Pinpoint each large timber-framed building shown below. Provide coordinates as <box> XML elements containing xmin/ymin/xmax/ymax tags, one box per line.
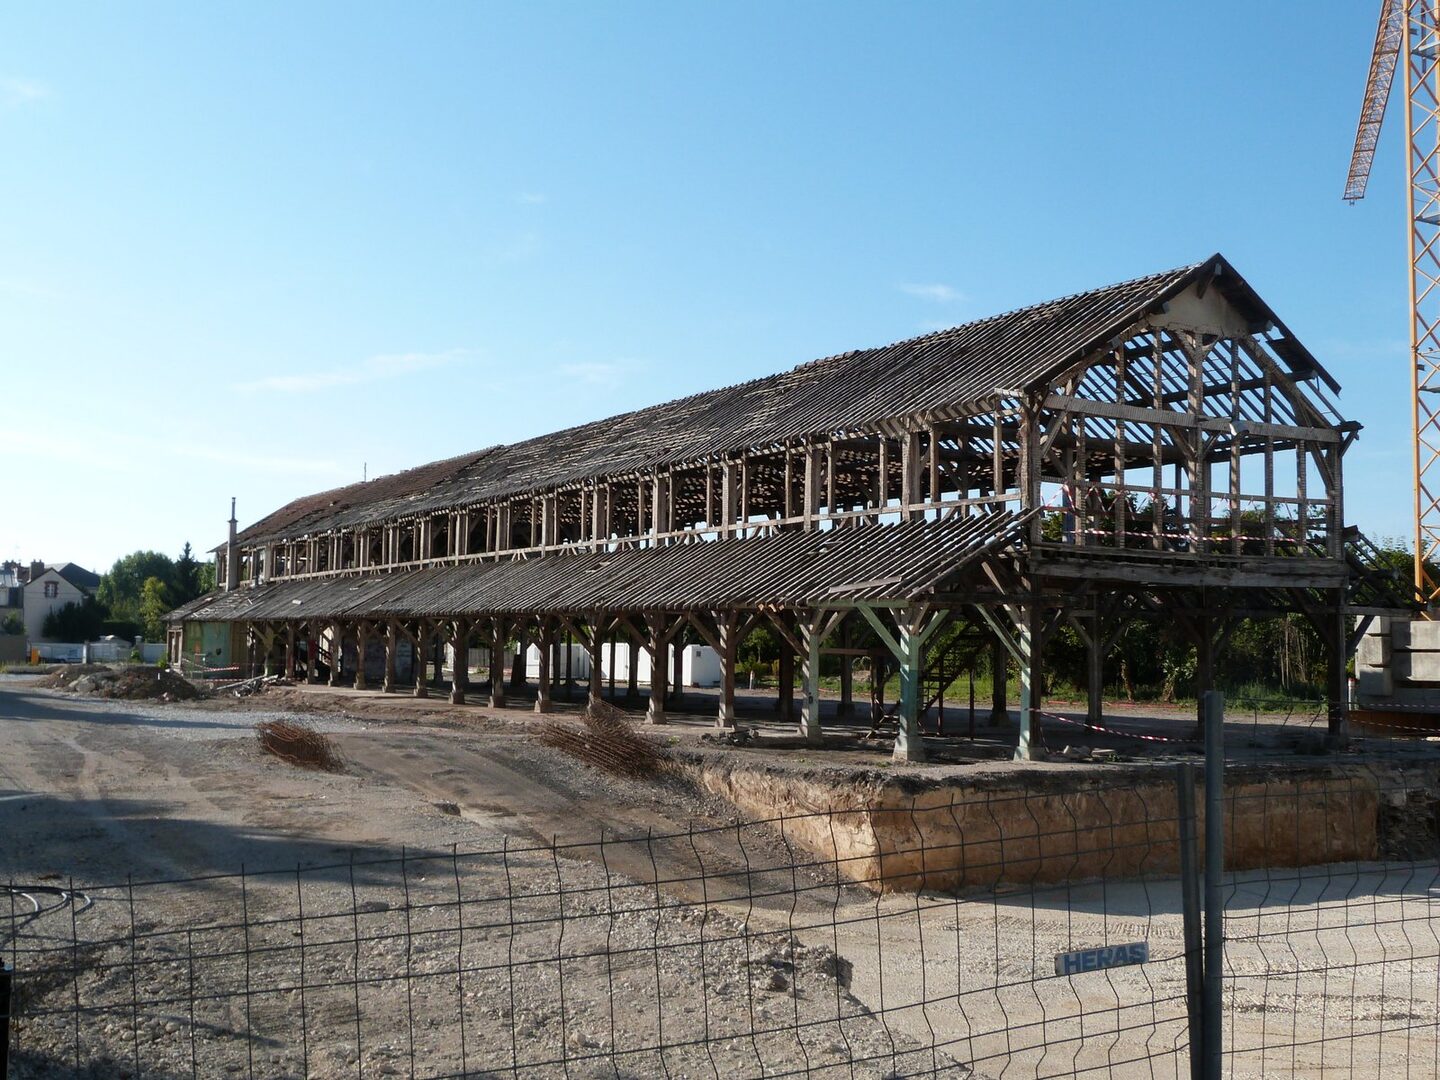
<box><xmin>169</xmin><ymin>254</ymin><xmax>1398</xmax><ymax>760</ymax></box>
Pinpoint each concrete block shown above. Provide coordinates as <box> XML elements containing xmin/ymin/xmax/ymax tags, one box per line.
<box><xmin>1357</xmin><ymin>632</ymin><xmax>1390</xmax><ymax>668</ymax></box>
<box><xmin>1397</xmin><ymin>650</ymin><xmax>1440</xmax><ymax>682</ymax></box>
<box><xmin>1356</xmin><ymin>669</ymin><xmax>1394</xmax><ymax>699</ymax></box>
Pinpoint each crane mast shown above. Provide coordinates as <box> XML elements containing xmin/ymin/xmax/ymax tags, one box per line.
<box><xmin>1347</xmin><ymin>0</ymin><xmax>1440</xmax><ymax>605</ymax></box>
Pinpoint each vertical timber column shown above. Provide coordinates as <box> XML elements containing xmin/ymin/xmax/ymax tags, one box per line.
<box><xmin>1194</xmin><ymin>615</ymin><xmax>1214</xmax><ymax>734</ymax></box>
<box><xmin>671</xmin><ymin>637</ymin><xmax>684</xmax><ymax>709</ymax></box>
<box><xmin>382</xmin><ymin>620</ymin><xmax>398</xmax><ymax>693</ymax></box>
<box><xmin>900</xmin><ymin>429</ymin><xmax>922</xmax><ymax>520</ymax></box>
<box><xmin>535</xmin><ymin>621</ymin><xmax>553</xmax><ymax>714</ymax></box>
<box><xmin>510</xmin><ymin>630</ymin><xmax>528</xmax><ymax>691</ymax></box>
<box><xmin>777</xmin><ymin>636</ymin><xmax>795</xmax><ymax>719</ymax></box>
<box><xmin>1326</xmin><ymin>591</ymin><xmax>1349</xmax><ymax>748</ymax></box>
<box><xmin>328</xmin><ymin>620</ymin><xmax>344</xmax><ymax>686</ymax></box>
<box><xmin>353</xmin><ymin>623</ymin><xmax>369</xmax><ymax>691</ymax></box>
<box><xmin>305</xmin><ymin>626</ymin><xmax>318</xmax><ymax>684</ymax></box>
<box><xmin>894</xmin><ymin>618</ymin><xmax>925</xmax><ymax>763</ymax></box>
<box><xmin>284</xmin><ymin>623</ymin><xmax>296</xmax><ymax>682</ymax></box>
<box><xmin>587</xmin><ymin>614</ymin><xmax>605</xmax><ymax>711</ymax></box>
<box><xmin>716</xmin><ymin>612</ymin><xmax>738</xmax><ymax>729</ymax></box>
<box><xmin>801</xmin><ymin>612</ymin><xmax>823</xmax><ymax>742</ymax></box>
<box><xmin>449</xmin><ymin>620</ymin><xmax>469</xmax><ymax>705</ymax></box>
<box><xmin>645</xmin><ymin>614</ymin><xmax>668</xmax><ymax>725</ymax></box>
<box><xmin>413</xmin><ymin>621</ymin><xmax>430</xmax><ymax>698</ymax></box>
<box><xmin>991</xmin><ymin>633</ymin><xmax>1009</xmax><ymax>725</ymax></box>
<box><xmin>837</xmin><ymin>618</ymin><xmax>854</xmax><ymax>718</ymax></box>
<box><xmin>626</xmin><ymin>634</ymin><xmax>639</xmax><ymax>699</ymax></box>
<box><xmin>489</xmin><ymin>618</ymin><xmax>507</xmax><ymax>708</ymax></box>
<box><xmin>1086</xmin><ymin>613</ymin><xmax>1104</xmax><ymax>724</ymax></box>
<box><xmin>1015</xmin><ymin>602</ymin><xmax>1042</xmax><ymax>762</ymax></box>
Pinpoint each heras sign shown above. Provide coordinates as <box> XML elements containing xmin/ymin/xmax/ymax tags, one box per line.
<box><xmin>1053</xmin><ymin>942</ymin><xmax>1149</xmax><ymax>977</ymax></box>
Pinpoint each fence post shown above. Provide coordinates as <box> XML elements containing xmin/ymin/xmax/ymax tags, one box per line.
<box><xmin>1</xmin><ymin>957</ymin><xmax>11</xmax><ymax>1080</ymax></box>
<box><xmin>1202</xmin><ymin>690</ymin><xmax>1225</xmax><ymax>1080</ymax></box>
<box><xmin>1175</xmin><ymin>763</ymin><xmax>1204</xmax><ymax>1080</ymax></box>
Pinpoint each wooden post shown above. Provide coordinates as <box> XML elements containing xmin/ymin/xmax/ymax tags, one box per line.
<box><xmin>716</xmin><ymin>611</ymin><xmax>738</xmax><ymax>729</ymax></box>
<box><xmin>382</xmin><ymin>620</ymin><xmax>397</xmax><ymax>693</ymax></box>
<box><xmin>510</xmin><ymin>630</ymin><xmax>527</xmax><ymax>691</ymax></box>
<box><xmin>449</xmin><ymin>620</ymin><xmax>468</xmax><ymax>705</ymax></box>
<box><xmin>626</xmin><ymin>636</ymin><xmax>639</xmax><ymax>699</ymax></box>
<box><xmin>801</xmin><ymin>612</ymin><xmax>822</xmax><ymax>742</ymax></box>
<box><xmin>1015</xmin><ymin>603</ymin><xmax>1041</xmax><ymax>762</ymax></box>
<box><xmin>587</xmin><ymin>615</ymin><xmax>605</xmax><ymax>711</ymax></box>
<box><xmin>284</xmin><ymin>623</ymin><xmax>296</xmax><ymax>682</ymax></box>
<box><xmin>353</xmin><ymin>623</ymin><xmax>369</xmax><ymax>691</ymax></box>
<box><xmin>489</xmin><ymin>618</ymin><xmax>507</xmax><ymax>708</ymax></box>
<box><xmin>646</xmin><ymin>614</ymin><xmax>668</xmax><ymax>725</ymax></box>
<box><xmin>535</xmin><ymin>621</ymin><xmax>553</xmax><ymax>714</ymax></box>
<box><xmin>777</xmin><ymin>636</ymin><xmax>795</xmax><ymax>719</ymax></box>
<box><xmin>895</xmin><ymin>619</ymin><xmax>925</xmax><ymax>763</ymax></box>
<box><xmin>305</xmin><ymin>626</ymin><xmax>318</xmax><ymax>684</ymax></box>
<box><xmin>1325</xmin><ymin>591</ymin><xmax>1349</xmax><ymax>748</ymax></box>
<box><xmin>836</xmin><ymin>618</ymin><xmax>854</xmax><ymax>717</ymax></box>
<box><xmin>672</xmin><ymin>634</ymin><xmax>685</xmax><ymax>710</ymax></box>
<box><xmin>329</xmin><ymin>621</ymin><xmax>344</xmax><ymax>686</ymax></box>
<box><xmin>413</xmin><ymin>620</ymin><xmax>429</xmax><ymax>698</ymax></box>
<box><xmin>1087</xmin><ymin>613</ymin><xmax>1103</xmax><ymax>724</ymax></box>
<box><xmin>990</xmin><ymin>634</ymin><xmax>1008</xmax><ymax>725</ymax></box>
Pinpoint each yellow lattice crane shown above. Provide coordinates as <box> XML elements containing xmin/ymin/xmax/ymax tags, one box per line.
<box><xmin>1346</xmin><ymin>0</ymin><xmax>1440</xmax><ymax>605</ymax></box>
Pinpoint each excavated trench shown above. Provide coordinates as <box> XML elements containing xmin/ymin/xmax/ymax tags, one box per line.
<box><xmin>680</xmin><ymin>754</ymin><xmax>1440</xmax><ymax>893</ymax></box>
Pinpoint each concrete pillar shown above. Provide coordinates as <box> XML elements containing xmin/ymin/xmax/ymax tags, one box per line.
<box><xmin>353</xmin><ymin>625</ymin><xmax>369</xmax><ymax>691</ymax></box>
<box><xmin>382</xmin><ymin>621</ymin><xmax>397</xmax><ymax>693</ymax></box>
<box><xmin>449</xmin><ymin>621</ymin><xmax>468</xmax><ymax>705</ymax></box>
<box><xmin>413</xmin><ymin>621</ymin><xmax>429</xmax><ymax>698</ymax></box>
<box><xmin>646</xmin><ymin>615</ymin><xmax>668</xmax><ymax>725</ymax></box>
<box><xmin>801</xmin><ymin>614</ymin><xmax>822</xmax><ymax>742</ymax></box>
<box><xmin>894</xmin><ymin>622</ymin><xmax>925</xmax><ymax>763</ymax></box>
<box><xmin>488</xmin><ymin>619</ymin><xmax>506</xmax><ymax>708</ymax></box>
<box><xmin>328</xmin><ymin>621</ymin><xmax>343</xmax><ymax>686</ymax></box>
<box><xmin>284</xmin><ymin>623</ymin><xmax>296</xmax><ymax>681</ymax></box>
<box><xmin>716</xmin><ymin>613</ymin><xmax>738</xmax><ymax>729</ymax></box>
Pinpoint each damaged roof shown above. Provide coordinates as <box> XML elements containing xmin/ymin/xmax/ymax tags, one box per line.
<box><xmin>233</xmin><ymin>254</ymin><xmax>1333</xmax><ymax>547</ymax></box>
<box><xmin>180</xmin><ymin>510</ymin><xmax>1028</xmax><ymax>622</ymax></box>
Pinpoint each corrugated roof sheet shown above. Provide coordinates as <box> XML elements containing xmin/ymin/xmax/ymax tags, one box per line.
<box><xmin>178</xmin><ymin>511</ymin><xmax>1028</xmax><ymax>623</ymax></box>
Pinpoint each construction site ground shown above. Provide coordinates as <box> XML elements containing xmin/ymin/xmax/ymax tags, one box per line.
<box><xmin>2</xmin><ymin>672</ymin><xmax>1437</xmax><ymax>1077</ymax></box>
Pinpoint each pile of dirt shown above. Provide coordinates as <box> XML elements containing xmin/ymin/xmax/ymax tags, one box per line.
<box><xmin>44</xmin><ymin>664</ymin><xmax>202</xmax><ymax>702</ymax></box>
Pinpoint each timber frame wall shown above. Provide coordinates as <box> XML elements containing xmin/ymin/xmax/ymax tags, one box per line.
<box><xmin>181</xmin><ymin>255</ymin><xmax>1383</xmax><ymax>761</ymax></box>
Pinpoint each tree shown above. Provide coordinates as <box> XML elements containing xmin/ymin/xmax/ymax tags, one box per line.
<box><xmin>98</xmin><ymin>551</ymin><xmax>175</xmax><ymax>624</ymax></box>
<box><xmin>138</xmin><ymin>577</ymin><xmax>171</xmax><ymax>643</ymax></box>
<box><xmin>1</xmin><ymin>612</ymin><xmax>23</xmax><ymax>636</ymax></box>
<box><xmin>173</xmin><ymin>542</ymin><xmax>201</xmax><ymax>605</ymax></box>
<box><xmin>41</xmin><ymin>598</ymin><xmax>106</xmax><ymax>642</ymax></box>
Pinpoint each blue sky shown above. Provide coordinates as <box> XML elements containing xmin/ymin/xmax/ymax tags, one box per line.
<box><xmin>0</xmin><ymin>1</ymin><xmax>1410</xmax><ymax>572</ymax></box>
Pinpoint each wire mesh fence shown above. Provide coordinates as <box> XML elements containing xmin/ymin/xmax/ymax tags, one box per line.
<box><xmin>3</xmin><ymin>766</ymin><xmax>1439</xmax><ymax>1078</ymax></box>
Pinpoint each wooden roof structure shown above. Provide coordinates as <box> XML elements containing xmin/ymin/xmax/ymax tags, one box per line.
<box><xmin>233</xmin><ymin>253</ymin><xmax>1336</xmax><ymax>548</ymax></box>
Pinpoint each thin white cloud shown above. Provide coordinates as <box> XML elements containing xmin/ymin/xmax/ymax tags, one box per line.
<box><xmin>2</xmin><ymin>77</ymin><xmax>49</xmax><ymax>108</ymax></box>
<box><xmin>233</xmin><ymin>348</ymin><xmax>473</xmax><ymax>394</ymax></box>
<box><xmin>517</xmin><ymin>192</ymin><xmax>547</xmax><ymax>205</ymax></box>
<box><xmin>559</xmin><ymin>360</ymin><xmax>632</xmax><ymax>388</ymax></box>
<box><xmin>899</xmin><ymin>282</ymin><xmax>966</xmax><ymax>304</ymax></box>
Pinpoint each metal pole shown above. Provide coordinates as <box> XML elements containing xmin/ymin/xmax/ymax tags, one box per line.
<box><xmin>1175</xmin><ymin>763</ymin><xmax>1204</xmax><ymax>1080</ymax></box>
<box><xmin>1202</xmin><ymin>690</ymin><xmax>1225</xmax><ymax>1080</ymax></box>
<box><xmin>1</xmin><ymin>958</ymin><xmax>11</xmax><ymax>1079</ymax></box>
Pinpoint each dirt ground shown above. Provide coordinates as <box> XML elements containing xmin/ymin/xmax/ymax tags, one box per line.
<box><xmin>2</xmin><ymin>674</ymin><xmax>1436</xmax><ymax>1078</ymax></box>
